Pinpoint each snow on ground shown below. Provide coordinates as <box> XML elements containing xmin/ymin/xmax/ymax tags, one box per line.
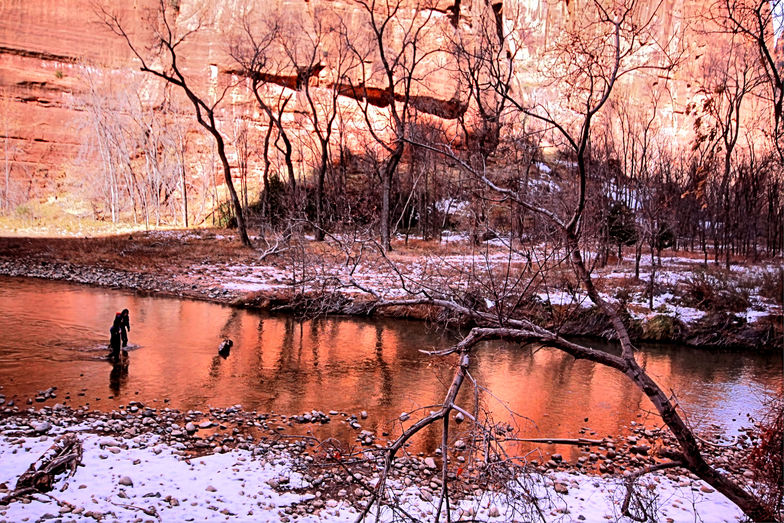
<box><xmin>221</xmin><ymin>281</ymin><xmax>282</xmax><ymax>293</ymax></box>
<box><xmin>537</xmin><ymin>290</ymin><xmax>591</xmax><ymax>308</ymax></box>
<box><xmin>627</xmin><ymin>304</ymin><xmax>708</xmax><ymax>323</ymax></box>
<box><xmin>434</xmin><ymin>199</ymin><xmax>470</xmax><ymax>215</ymax></box>
<box><xmin>0</xmin><ymin>429</ymin><xmax>745</xmax><ymax>523</ymax></box>
<box><xmin>526</xmin><ymin>471</ymin><xmax>743</xmax><ymax>523</ymax></box>
<box><xmin>438</xmin><ymin>231</ymin><xmax>471</xmax><ymax>243</ymax></box>
<box><xmin>535</xmin><ymin>162</ymin><xmax>552</xmax><ymax>174</ymax></box>
<box><xmin>742</xmin><ymin>308</ymin><xmax>775</xmax><ymax>323</ymax></box>
<box><xmin>0</xmin><ymin>431</ymin><xmax>321</xmax><ymax>522</ymax></box>
<box><xmin>142</xmin><ymin>230</ymin><xmax>202</xmax><ymax>242</ymax></box>
<box><xmin>527</xmin><ymin>177</ymin><xmax>561</xmax><ymax>194</ymax></box>
<box><xmin>593</xmin><ymin>257</ymin><xmax>781</xmax><ymax>324</ymax></box>
<box><xmin>184</xmin><ymin>236</ymin><xmax>780</xmax><ymax>329</ymax></box>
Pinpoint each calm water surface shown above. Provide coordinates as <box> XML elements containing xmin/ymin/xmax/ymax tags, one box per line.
<box><xmin>0</xmin><ymin>276</ymin><xmax>781</xmax><ymax>454</ymax></box>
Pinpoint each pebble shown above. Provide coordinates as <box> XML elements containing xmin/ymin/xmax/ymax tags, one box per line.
<box><xmin>32</xmin><ymin>421</ymin><xmax>52</xmax><ymax>433</ymax></box>
<box><xmin>118</xmin><ymin>476</ymin><xmax>133</xmax><ymax>487</ymax></box>
<box><xmin>0</xmin><ymin>395</ymin><xmax>760</xmax><ymax>522</ymax></box>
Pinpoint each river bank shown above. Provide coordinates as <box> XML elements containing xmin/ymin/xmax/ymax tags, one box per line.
<box><xmin>0</xmin><ymin>230</ymin><xmax>779</xmax><ymax>521</ymax></box>
<box><xmin>0</xmin><ymin>230</ymin><xmax>780</xmax><ymax>350</ymax></box>
<box><xmin>0</xmin><ymin>403</ymin><xmax>754</xmax><ymax>522</ymax></box>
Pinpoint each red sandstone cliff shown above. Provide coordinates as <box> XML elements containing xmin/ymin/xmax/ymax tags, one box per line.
<box><xmin>0</xmin><ymin>0</ymin><xmax>774</xmax><ymax>209</ymax></box>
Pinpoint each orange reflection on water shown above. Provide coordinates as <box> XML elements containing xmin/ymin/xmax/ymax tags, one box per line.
<box><xmin>0</xmin><ymin>277</ymin><xmax>780</xmax><ymax>455</ymax></box>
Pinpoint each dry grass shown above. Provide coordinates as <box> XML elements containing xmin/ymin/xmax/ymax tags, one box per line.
<box><xmin>0</xmin><ymin>228</ymin><xmax>256</xmax><ymax>272</ymax></box>
<box><xmin>0</xmin><ymin>227</ymin><xmax>508</xmax><ymax>277</ymax></box>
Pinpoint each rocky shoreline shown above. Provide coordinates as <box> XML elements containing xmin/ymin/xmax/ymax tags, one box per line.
<box><xmin>0</xmin><ymin>397</ymin><xmax>759</xmax><ymax>522</ymax></box>
<box><xmin>0</xmin><ymin>240</ymin><xmax>771</xmax><ymax>520</ymax></box>
<box><xmin>0</xmin><ymin>254</ymin><xmax>780</xmax><ymax>351</ymax></box>
<box><xmin>0</xmin><ymin>258</ymin><xmax>241</xmax><ymax>305</ymax></box>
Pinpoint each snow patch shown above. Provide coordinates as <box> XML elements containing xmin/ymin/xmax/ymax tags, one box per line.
<box><xmin>0</xmin><ymin>431</ymin><xmax>746</xmax><ymax>523</ymax></box>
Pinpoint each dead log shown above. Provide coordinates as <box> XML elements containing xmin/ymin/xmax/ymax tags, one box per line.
<box><xmin>0</xmin><ymin>434</ymin><xmax>82</xmax><ymax>505</ymax></box>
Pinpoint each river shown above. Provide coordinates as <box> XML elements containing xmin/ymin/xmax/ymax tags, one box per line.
<box><xmin>0</xmin><ymin>276</ymin><xmax>780</xmax><ymax>456</ymax></box>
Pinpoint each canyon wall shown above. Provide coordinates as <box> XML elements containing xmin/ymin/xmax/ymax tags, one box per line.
<box><xmin>0</xmin><ymin>0</ymin><xmax>776</xmax><ymax>209</ymax></box>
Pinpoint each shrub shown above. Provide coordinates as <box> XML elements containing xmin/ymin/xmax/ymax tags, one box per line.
<box><xmin>248</xmin><ymin>173</ymin><xmax>289</xmax><ymax>226</ymax></box>
<box><xmin>680</xmin><ymin>268</ymin><xmax>751</xmax><ymax>313</ymax></box>
<box><xmin>654</xmin><ymin>221</ymin><xmax>675</xmax><ymax>251</ymax></box>
<box><xmin>757</xmin><ymin>269</ymin><xmax>783</xmax><ymax>306</ymax></box>
<box><xmin>734</xmin><ymin>269</ymin><xmax>783</xmax><ymax>307</ymax></box>
<box><xmin>14</xmin><ymin>204</ymin><xmax>33</xmax><ymax>220</ymax></box>
<box><xmin>642</xmin><ymin>315</ymin><xmax>685</xmax><ymax>341</ymax></box>
<box><xmin>214</xmin><ymin>200</ymin><xmax>236</xmax><ymax>229</ymax></box>
<box><xmin>747</xmin><ymin>398</ymin><xmax>783</xmax><ymax>516</ymax></box>
<box><xmin>607</xmin><ymin>201</ymin><xmax>638</xmax><ymax>250</ymax></box>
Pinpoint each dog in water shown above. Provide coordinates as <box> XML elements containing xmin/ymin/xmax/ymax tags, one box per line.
<box><xmin>218</xmin><ymin>339</ymin><xmax>233</xmax><ymax>357</ymax></box>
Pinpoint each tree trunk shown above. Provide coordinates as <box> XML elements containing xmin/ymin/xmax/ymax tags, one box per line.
<box><xmin>380</xmin><ymin>168</ymin><xmax>391</xmax><ymax>251</ymax></box>
<box><xmin>634</xmin><ymin>242</ymin><xmax>642</xmax><ymax>279</ymax></box>
<box><xmin>315</xmin><ymin>138</ymin><xmax>328</xmax><ymax>242</ymax></box>
<box><xmin>566</xmin><ymin>233</ymin><xmax>778</xmax><ymax>522</ymax></box>
<box><xmin>380</xmin><ymin>143</ymin><xmax>404</xmax><ymax>252</ymax></box>
<box><xmin>211</xmin><ymin>128</ymin><xmax>251</xmax><ymax>247</ymax></box>
<box><xmin>181</xmin><ymin>164</ymin><xmax>188</xmax><ymax>228</ymax></box>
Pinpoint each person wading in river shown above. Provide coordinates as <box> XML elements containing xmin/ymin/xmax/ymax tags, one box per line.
<box><xmin>115</xmin><ymin>309</ymin><xmax>130</xmax><ymax>347</ymax></box>
<box><xmin>108</xmin><ymin>319</ymin><xmax>122</xmax><ymax>362</ymax></box>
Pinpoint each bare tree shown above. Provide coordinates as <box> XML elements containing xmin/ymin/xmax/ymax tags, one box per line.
<box><xmin>603</xmin><ymin>88</ymin><xmax>678</xmax><ymax>305</ymax></box>
<box><xmin>692</xmin><ymin>36</ymin><xmax>763</xmax><ymax>268</ymax></box>
<box><xmin>97</xmin><ymin>0</ymin><xmax>251</xmax><ymax>245</ymax></box>
<box><xmin>78</xmin><ymin>64</ymin><xmax>200</xmax><ymax>228</ymax></box>
<box><xmin>379</xmin><ymin>0</ymin><xmax>780</xmax><ymax>520</ymax></box>
<box><xmin>229</xmin><ymin>11</ymin><xmax>299</xmax><ymax>202</ymax></box>
<box><xmin>344</xmin><ymin>0</ymin><xmax>440</xmax><ymax>251</ymax></box>
<box><xmin>230</xmin><ymin>117</ymin><xmax>251</xmax><ymax>213</ymax></box>
<box><xmin>717</xmin><ymin>0</ymin><xmax>784</xmax><ymax>162</ymax></box>
<box><xmin>0</xmin><ymin>88</ymin><xmax>22</xmax><ymax>215</ymax></box>
<box><xmin>78</xmin><ymin>67</ymin><xmax>135</xmax><ymax>223</ymax></box>
<box><xmin>166</xmin><ymin>97</ymin><xmax>192</xmax><ymax>228</ymax></box>
<box><xmin>276</xmin><ymin>6</ymin><xmax>356</xmax><ymax>240</ymax></box>
<box><xmin>449</xmin><ymin>0</ymin><xmax>512</xmax><ymax>163</ymax></box>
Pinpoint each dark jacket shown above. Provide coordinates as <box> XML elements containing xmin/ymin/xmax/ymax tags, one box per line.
<box><xmin>109</xmin><ymin>324</ymin><xmax>122</xmax><ymax>350</ymax></box>
<box><xmin>115</xmin><ymin>313</ymin><xmax>130</xmax><ymax>335</ymax></box>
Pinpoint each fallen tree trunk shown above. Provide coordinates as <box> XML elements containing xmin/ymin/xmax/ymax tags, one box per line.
<box><xmin>0</xmin><ymin>433</ymin><xmax>82</xmax><ymax>505</ymax></box>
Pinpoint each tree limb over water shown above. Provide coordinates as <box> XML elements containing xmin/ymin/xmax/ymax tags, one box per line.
<box><xmin>353</xmin><ymin>0</ymin><xmax>780</xmax><ymax>519</ymax></box>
